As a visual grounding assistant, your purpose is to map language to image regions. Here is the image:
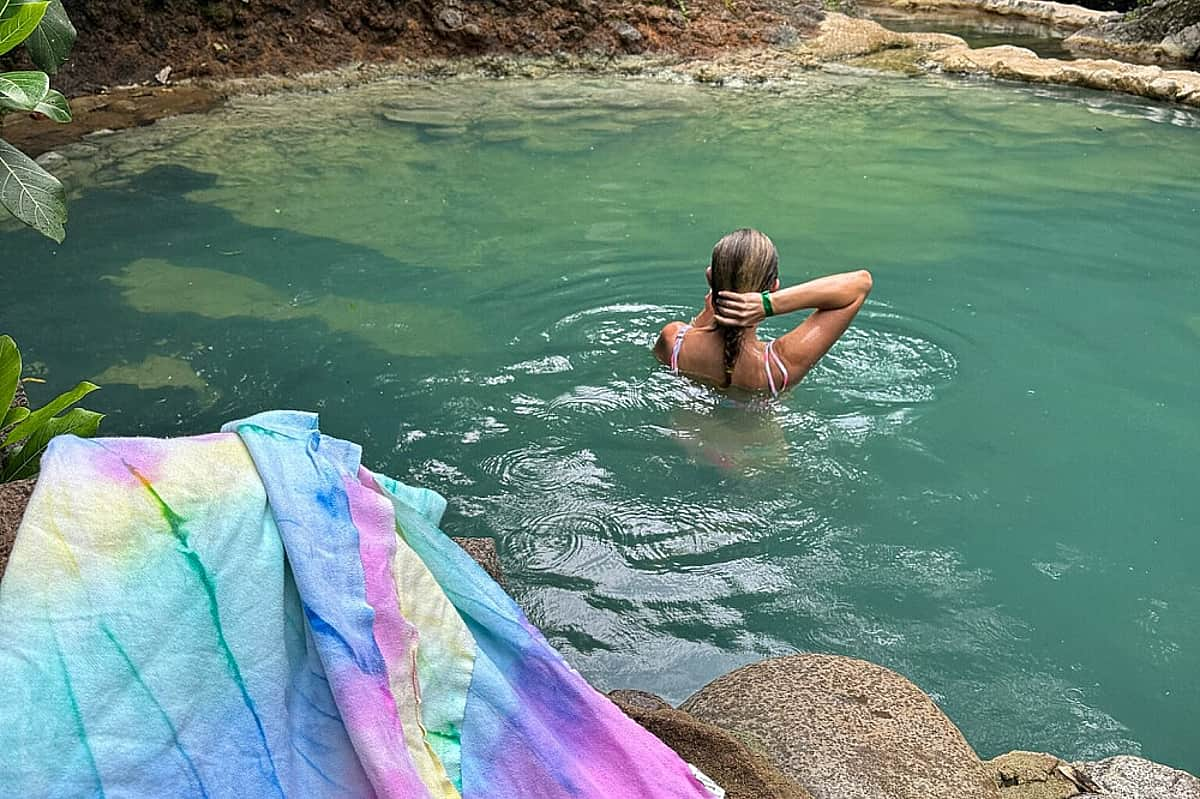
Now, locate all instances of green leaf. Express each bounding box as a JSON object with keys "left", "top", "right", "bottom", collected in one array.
[
  {"left": 32, "top": 87, "right": 68, "bottom": 122},
  {"left": 0, "top": 137, "right": 66, "bottom": 242},
  {"left": 2, "top": 379, "right": 97, "bottom": 447},
  {"left": 0, "top": 335, "right": 19, "bottom": 415},
  {"left": 0, "top": 70, "right": 49, "bottom": 112},
  {"left": 2, "top": 405, "right": 30, "bottom": 429},
  {"left": 0, "top": 1, "right": 47, "bottom": 57},
  {"left": 24, "top": 0, "right": 73, "bottom": 73},
  {"left": 1, "top": 408, "right": 102, "bottom": 482}
]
